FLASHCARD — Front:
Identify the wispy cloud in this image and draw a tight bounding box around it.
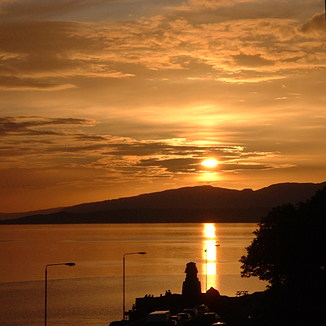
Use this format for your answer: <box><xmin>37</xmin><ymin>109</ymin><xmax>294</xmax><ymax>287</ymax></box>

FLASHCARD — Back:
<box><xmin>0</xmin><ymin>1</ymin><xmax>325</xmax><ymax>91</ymax></box>
<box><xmin>299</xmin><ymin>12</ymin><xmax>326</xmax><ymax>36</ymax></box>
<box><xmin>0</xmin><ymin>0</ymin><xmax>325</xmax><ymax>211</ymax></box>
<box><xmin>0</xmin><ymin>116</ymin><xmax>94</xmax><ymax>136</ymax></box>
<box><xmin>0</xmin><ymin>0</ymin><xmax>115</xmax><ymax>22</ymax></box>
<box><xmin>0</xmin><ymin>116</ymin><xmax>291</xmax><ymax>178</ymax></box>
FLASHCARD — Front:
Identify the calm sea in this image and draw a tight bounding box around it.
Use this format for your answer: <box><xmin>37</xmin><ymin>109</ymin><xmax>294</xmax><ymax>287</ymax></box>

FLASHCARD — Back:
<box><xmin>0</xmin><ymin>223</ymin><xmax>267</xmax><ymax>326</ymax></box>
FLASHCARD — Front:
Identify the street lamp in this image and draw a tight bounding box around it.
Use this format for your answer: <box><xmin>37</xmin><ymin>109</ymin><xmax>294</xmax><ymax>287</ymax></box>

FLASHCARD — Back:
<box><xmin>122</xmin><ymin>252</ymin><xmax>146</xmax><ymax>320</ymax></box>
<box><xmin>44</xmin><ymin>262</ymin><xmax>76</xmax><ymax>326</ymax></box>
<box><xmin>205</xmin><ymin>248</ymin><xmax>208</xmax><ymax>291</ymax></box>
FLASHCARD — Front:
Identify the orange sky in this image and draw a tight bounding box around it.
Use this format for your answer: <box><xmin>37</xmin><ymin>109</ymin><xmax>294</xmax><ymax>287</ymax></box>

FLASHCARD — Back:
<box><xmin>0</xmin><ymin>0</ymin><xmax>325</xmax><ymax>212</ymax></box>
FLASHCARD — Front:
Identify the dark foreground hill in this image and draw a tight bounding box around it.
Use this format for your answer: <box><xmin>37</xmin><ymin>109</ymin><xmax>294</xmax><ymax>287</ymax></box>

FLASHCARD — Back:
<box><xmin>1</xmin><ymin>182</ymin><xmax>325</xmax><ymax>224</ymax></box>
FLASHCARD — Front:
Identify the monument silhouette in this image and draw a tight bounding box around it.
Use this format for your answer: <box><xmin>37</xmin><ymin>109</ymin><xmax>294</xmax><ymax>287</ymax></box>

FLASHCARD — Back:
<box><xmin>182</xmin><ymin>262</ymin><xmax>202</xmax><ymax>304</ymax></box>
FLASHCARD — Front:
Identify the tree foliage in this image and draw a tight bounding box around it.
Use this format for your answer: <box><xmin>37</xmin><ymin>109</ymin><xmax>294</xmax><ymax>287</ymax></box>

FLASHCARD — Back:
<box><xmin>240</xmin><ymin>187</ymin><xmax>326</xmax><ymax>290</ymax></box>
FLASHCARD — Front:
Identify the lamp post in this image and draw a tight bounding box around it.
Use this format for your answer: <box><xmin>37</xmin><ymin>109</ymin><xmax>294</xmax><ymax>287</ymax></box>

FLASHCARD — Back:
<box><xmin>122</xmin><ymin>252</ymin><xmax>146</xmax><ymax>320</ymax></box>
<box><xmin>44</xmin><ymin>262</ymin><xmax>76</xmax><ymax>326</ymax></box>
<box><xmin>205</xmin><ymin>248</ymin><xmax>208</xmax><ymax>291</ymax></box>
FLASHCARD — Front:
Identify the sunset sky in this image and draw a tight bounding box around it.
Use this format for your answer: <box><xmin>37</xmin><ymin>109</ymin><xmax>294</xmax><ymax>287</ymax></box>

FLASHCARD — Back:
<box><xmin>1</xmin><ymin>0</ymin><xmax>325</xmax><ymax>212</ymax></box>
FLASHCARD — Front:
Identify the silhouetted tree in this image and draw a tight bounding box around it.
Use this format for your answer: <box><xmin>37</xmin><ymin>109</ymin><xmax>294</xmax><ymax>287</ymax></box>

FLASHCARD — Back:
<box><xmin>240</xmin><ymin>187</ymin><xmax>326</xmax><ymax>291</ymax></box>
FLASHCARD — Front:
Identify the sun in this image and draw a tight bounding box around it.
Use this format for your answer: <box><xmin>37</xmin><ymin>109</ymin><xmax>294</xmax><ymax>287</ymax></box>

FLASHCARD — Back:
<box><xmin>201</xmin><ymin>158</ymin><xmax>219</xmax><ymax>168</ymax></box>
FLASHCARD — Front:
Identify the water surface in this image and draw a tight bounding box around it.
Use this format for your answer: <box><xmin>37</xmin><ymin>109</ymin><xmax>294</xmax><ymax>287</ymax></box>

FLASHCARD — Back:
<box><xmin>0</xmin><ymin>223</ymin><xmax>267</xmax><ymax>325</ymax></box>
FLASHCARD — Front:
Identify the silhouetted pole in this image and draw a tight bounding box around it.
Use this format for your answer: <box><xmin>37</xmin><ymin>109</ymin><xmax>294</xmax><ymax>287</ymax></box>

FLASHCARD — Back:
<box><xmin>44</xmin><ymin>262</ymin><xmax>76</xmax><ymax>326</ymax></box>
<box><xmin>205</xmin><ymin>248</ymin><xmax>208</xmax><ymax>291</ymax></box>
<box><xmin>122</xmin><ymin>252</ymin><xmax>146</xmax><ymax>320</ymax></box>
<box><xmin>216</xmin><ymin>244</ymin><xmax>220</xmax><ymax>281</ymax></box>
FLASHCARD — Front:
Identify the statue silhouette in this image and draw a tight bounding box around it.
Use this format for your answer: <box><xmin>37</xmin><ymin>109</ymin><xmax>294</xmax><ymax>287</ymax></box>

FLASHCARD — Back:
<box><xmin>182</xmin><ymin>262</ymin><xmax>202</xmax><ymax>304</ymax></box>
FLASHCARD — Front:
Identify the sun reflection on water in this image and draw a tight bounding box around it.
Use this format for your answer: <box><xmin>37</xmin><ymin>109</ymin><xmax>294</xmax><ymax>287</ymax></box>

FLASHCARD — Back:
<box><xmin>202</xmin><ymin>223</ymin><xmax>219</xmax><ymax>291</ymax></box>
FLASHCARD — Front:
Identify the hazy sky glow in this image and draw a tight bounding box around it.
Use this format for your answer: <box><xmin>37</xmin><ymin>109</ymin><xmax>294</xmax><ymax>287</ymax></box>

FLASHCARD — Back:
<box><xmin>1</xmin><ymin>0</ymin><xmax>325</xmax><ymax>212</ymax></box>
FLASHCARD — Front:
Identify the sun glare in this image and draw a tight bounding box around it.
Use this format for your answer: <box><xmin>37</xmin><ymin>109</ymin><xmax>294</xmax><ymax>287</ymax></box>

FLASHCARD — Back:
<box><xmin>198</xmin><ymin>172</ymin><xmax>220</xmax><ymax>182</ymax></box>
<box><xmin>201</xmin><ymin>158</ymin><xmax>219</xmax><ymax>168</ymax></box>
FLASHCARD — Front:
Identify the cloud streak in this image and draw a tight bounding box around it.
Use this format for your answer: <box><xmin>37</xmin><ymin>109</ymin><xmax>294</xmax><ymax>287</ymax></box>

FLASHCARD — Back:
<box><xmin>0</xmin><ymin>1</ymin><xmax>325</xmax><ymax>91</ymax></box>
<box><xmin>0</xmin><ymin>116</ymin><xmax>293</xmax><ymax>177</ymax></box>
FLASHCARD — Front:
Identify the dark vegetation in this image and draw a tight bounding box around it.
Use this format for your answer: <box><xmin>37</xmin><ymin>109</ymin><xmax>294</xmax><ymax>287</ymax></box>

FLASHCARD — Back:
<box><xmin>236</xmin><ymin>186</ymin><xmax>326</xmax><ymax>325</ymax></box>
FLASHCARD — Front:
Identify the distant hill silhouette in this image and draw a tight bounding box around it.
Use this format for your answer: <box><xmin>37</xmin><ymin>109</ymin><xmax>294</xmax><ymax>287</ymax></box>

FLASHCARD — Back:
<box><xmin>1</xmin><ymin>182</ymin><xmax>325</xmax><ymax>224</ymax></box>
<box><xmin>0</xmin><ymin>207</ymin><xmax>63</xmax><ymax>221</ymax></box>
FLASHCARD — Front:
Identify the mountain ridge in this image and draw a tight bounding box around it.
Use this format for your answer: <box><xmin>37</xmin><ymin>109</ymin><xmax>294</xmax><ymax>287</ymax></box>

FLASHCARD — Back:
<box><xmin>1</xmin><ymin>182</ymin><xmax>325</xmax><ymax>224</ymax></box>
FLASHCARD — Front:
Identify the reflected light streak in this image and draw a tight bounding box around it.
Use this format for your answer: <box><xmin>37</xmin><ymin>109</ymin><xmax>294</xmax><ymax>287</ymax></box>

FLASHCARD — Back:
<box><xmin>202</xmin><ymin>223</ymin><xmax>218</xmax><ymax>291</ymax></box>
<box><xmin>207</xmin><ymin>261</ymin><xmax>216</xmax><ymax>276</ymax></box>
<box><xmin>204</xmin><ymin>224</ymin><xmax>216</xmax><ymax>238</ymax></box>
<box><xmin>205</xmin><ymin>240</ymin><xmax>217</xmax><ymax>265</ymax></box>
